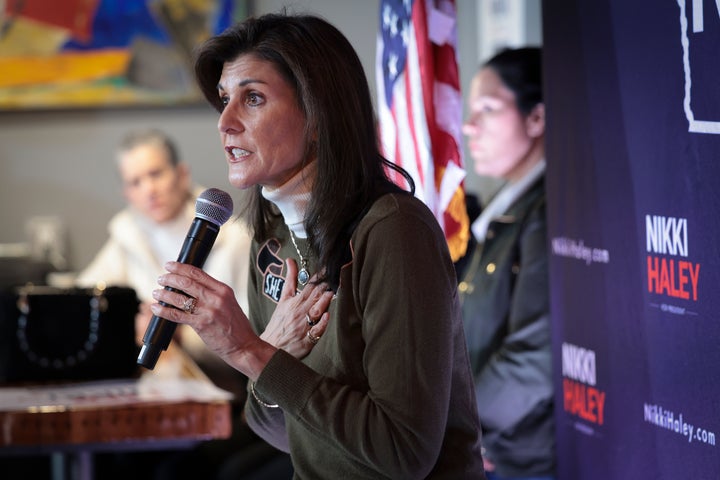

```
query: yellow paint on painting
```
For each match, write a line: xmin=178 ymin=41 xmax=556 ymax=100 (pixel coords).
xmin=0 ymin=17 xmax=70 ymax=56
xmin=0 ymin=81 xmax=199 ymax=110
xmin=0 ymin=49 xmax=131 ymax=88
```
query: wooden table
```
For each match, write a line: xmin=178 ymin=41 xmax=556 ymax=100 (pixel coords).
xmin=0 ymin=343 xmax=233 ymax=480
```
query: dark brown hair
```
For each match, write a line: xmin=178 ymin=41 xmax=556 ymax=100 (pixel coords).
xmin=483 ymin=47 xmax=543 ymax=116
xmin=194 ymin=12 xmax=412 ymax=289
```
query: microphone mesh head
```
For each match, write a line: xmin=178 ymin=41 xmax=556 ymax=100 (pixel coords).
xmin=195 ymin=188 xmax=234 ymax=226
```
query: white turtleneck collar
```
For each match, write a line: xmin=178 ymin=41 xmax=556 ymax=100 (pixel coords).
xmin=261 ymin=160 xmax=317 ymax=238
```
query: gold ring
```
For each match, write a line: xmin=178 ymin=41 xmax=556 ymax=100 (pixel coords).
xmin=182 ymin=297 xmax=197 ymax=314
xmin=305 ymin=313 xmax=319 ymax=326
xmin=306 ymin=330 xmax=321 ymax=345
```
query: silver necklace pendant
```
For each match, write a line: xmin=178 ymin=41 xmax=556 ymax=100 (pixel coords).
xmin=289 ymin=228 xmax=311 ymax=286
xmin=298 ymin=265 xmax=310 ymax=286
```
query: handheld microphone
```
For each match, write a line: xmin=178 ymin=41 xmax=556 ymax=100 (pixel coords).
xmin=137 ymin=188 xmax=234 ymax=370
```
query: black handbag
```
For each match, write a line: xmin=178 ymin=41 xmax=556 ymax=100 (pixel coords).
xmin=0 ymin=285 xmax=141 ymax=383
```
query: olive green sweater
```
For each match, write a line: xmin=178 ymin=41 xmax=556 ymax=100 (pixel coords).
xmin=245 ymin=193 xmax=485 ymax=479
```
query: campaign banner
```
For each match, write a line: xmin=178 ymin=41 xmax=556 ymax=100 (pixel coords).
xmin=544 ymin=1 xmax=720 ymax=478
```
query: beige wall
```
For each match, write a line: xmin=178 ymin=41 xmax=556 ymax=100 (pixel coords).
xmin=0 ymin=0 xmax=540 ymax=272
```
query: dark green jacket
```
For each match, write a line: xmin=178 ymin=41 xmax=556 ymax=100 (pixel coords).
xmin=459 ymin=177 xmax=555 ymax=477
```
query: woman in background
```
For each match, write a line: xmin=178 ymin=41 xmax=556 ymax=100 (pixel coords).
xmin=459 ymin=47 xmax=555 ymax=480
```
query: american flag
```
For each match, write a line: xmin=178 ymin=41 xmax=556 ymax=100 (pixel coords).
xmin=376 ymin=0 xmax=469 ymax=261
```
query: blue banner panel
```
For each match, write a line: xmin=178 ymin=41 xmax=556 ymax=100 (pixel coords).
xmin=544 ymin=1 xmax=720 ymax=478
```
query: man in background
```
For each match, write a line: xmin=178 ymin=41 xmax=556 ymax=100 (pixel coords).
xmin=76 ymin=128 xmax=250 ymax=384
xmin=76 ymin=129 xmax=291 ymax=479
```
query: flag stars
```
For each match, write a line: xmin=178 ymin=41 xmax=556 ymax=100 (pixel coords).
xmin=382 ymin=4 xmax=393 ymax=32
xmin=387 ymin=52 xmax=399 ymax=79
xmin=379 ymin=0 xmax=413 ymax=105
xmin=383 ymin=2 xmax=409 ymax=40
xmin=403 ymin=0 xmax=412 ymax=15
xmin=401 ymin=19 xmax=410 ymax=47
xmin=390 ymin=11 xmax=400 ymax=37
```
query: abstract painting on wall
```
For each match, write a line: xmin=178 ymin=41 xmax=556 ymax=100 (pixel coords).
xmin=0 ymin=0 xmax=245 ymax=111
